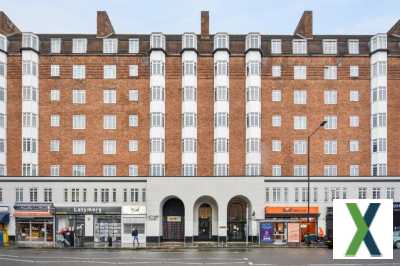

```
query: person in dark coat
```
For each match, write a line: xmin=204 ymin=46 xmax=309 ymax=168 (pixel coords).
xmin=131 ymin=228 xmax=139 ymax=246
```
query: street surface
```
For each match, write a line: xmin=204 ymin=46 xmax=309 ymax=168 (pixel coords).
xmin=0 ymin=248 xmax=399 ymax=266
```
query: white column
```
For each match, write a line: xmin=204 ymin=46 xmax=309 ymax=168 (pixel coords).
xmin=0 ymin=34 xmax=7 ymax=175
xmin=149 ymin=33 xmax=166 ymax=176
xmin=21 ymin=33 xmax=39 ymax=176
xmin=245 ymin=33 xmax=262 ymax=176
xmin=181 ymin=33 xmax=198 ymax=176
xmin=370 ymin=34 xmax=388 ymax=176
xmin=213 ymin=33 xmax=230 ymax=176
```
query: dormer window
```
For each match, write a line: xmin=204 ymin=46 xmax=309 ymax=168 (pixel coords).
xmin=323 ymin=39 xmax=337 ymax=55
xmin=182 ymin=33 xmax=197 ymax=50
xmin=50 ymin=38 xmax=61 ymax=53
xmin=246 ymin=33 xmax=261 ymax=50
xmin=348 ymin=39 xmax=359 ymax=54
xmin=72 ymin=38 xmax=87 ymax=53
xmin=103 ymin=38 xmax=118 ymax=54
xmin=150 ymin=33 xmax=166 ymax=50
xmin=214 ymin=33 xmax=229 ymax=50
xmin=0 ymin=34 xmax=7 ymax=52
xmin=370 ymin=34 xmax=387 ymax=52
xmin=22 ymin=33 xmax=39 ymax=51
xmin=292 ymin=39 xmax=307 ymax=54
xmin=271 ymin=39 xmax=282 ymax=54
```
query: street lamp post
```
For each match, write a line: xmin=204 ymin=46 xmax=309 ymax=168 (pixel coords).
xmin=306 ymin=120 xmax=327 ymax=245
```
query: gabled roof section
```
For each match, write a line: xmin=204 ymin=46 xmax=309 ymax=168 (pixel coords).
xmin=388 ymin=19 xmax=400 ymax=37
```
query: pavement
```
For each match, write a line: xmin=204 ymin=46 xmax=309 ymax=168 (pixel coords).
xmin=0 ymin=248 xmax=399 ymax=266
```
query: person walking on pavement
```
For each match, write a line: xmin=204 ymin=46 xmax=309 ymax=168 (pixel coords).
xmin=131 ymin=227 xmax=139 ymax=246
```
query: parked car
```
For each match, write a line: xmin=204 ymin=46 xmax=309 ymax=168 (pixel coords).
xmin=394 ymin=231 xmax=400 ymax=249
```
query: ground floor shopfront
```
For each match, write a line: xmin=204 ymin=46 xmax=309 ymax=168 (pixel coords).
xmin=0 ymin=176 xmax=398 ymax=247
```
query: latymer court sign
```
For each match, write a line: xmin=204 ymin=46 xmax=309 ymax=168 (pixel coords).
xmin=333 ymin=199 xmax=393 ymax=259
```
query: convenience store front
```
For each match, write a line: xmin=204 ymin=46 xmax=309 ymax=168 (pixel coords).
xmin=14 ymin=203 xmax=55 ymax=247
xmin=55 ymin=207 xmax=121 ymax=247
xmin=260 ymin=206 xmax=319 ymax=245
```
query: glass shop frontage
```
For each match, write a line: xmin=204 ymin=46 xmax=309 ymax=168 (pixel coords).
xmin=55 ymin=207 xmax=121 ymax=247
xmin=259 ymin=206 xmax=319 ymax=245
xmin=14 ymin=203 xmax=55 ymax=247
xmin=121 ymin=205 xmax=146 ymax=246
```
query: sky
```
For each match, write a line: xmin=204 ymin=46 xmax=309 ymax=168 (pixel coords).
xmin=1 ymin=0 xmax=400 ymax=35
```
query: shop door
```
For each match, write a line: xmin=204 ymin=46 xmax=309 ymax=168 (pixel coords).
xmin=198 ymin=204 xmax=212 ymax=241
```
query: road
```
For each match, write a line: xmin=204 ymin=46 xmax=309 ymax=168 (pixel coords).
xmin=0 ymin=248 xmax=399 ymax=266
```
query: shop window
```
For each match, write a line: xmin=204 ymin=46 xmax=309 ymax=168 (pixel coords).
xmin=16 ymin=218 xmax=54 ymax=242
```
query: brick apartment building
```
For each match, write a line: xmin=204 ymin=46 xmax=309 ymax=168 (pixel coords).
xmin=0 ymin=10 xmax=399 ymax=246
xmin=0 ymin=10 xmax=399 ymax=177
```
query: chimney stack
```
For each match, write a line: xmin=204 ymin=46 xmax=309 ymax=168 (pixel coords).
xmin=97 ymin=11 xmax=115 ymax=38
xmin=294 ymin=11 xmax=313 ymax=39
xmin=0 ymin=11 xmax=20 ymax=36
xmin=201 ymin=11 xmax=209 ymax=38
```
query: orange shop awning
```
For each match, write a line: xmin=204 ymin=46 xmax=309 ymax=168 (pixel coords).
xmin=265 ymin=206 xmax=319 ymax=215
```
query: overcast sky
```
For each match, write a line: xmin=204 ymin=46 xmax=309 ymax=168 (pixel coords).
xmin=2 ymin=0 xmax=399 ymax=35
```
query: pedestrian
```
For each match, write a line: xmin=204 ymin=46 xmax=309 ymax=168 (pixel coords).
xmin=131 ymin=227 xmax=139 ymax=246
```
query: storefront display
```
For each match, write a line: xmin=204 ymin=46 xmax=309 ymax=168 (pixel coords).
xmin=55 ymin=206 xmax=121 ymax=246
xmin=262 ymin=206 xmax=320 ymax=244
xmin=14 ymin=203 xmax=54 ymax=246
xmin=121 ymin=205 xmax=146 ymax=245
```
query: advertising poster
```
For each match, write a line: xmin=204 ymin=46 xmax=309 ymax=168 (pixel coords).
xmin=288 ymin=223 xmax=300 ymax=243
xmin=259 ymin=222 xmax=274 ymax=243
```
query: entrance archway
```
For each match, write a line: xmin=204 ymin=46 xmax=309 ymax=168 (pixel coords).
xmin=193 ymin=196 xmax=218 ymax=241
xmin=227 ymin=196 xmax=251 ymax=241
xmin=198 ymin=203 xmax=212 ymax=240
xmin=162 ymin=197 xmax=185 ymax=241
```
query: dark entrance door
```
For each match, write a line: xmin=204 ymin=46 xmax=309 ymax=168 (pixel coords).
xmin=198 ymin=203 xmax=211 ymax=241
xmin=162 ymin=198 xmax=185 ymax=241
xmin=227 ymin=198 xmax=247 ymax=241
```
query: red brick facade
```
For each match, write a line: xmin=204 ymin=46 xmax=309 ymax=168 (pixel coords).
xmin=2 ymin=11 xmax=400 ymax=177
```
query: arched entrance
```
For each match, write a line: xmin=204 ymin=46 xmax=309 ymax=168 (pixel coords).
xmin=198 ymin=203 xmax=212 ymax=240
xmin=193 ymin=196 xmax=218 ymax=241
xmin=162 ymin=197 xmax=185 ymax=241
xmin=227 ymin=196 xmax=251 ymax=241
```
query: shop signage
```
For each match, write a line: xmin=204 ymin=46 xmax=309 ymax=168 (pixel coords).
xmin=55 ymin=207 xmax=121 ymax=215
xmin=265 ymin=206 xmax=319 ymax=215
xmin=14 ymin=203 xmax=54 ymax=211
xmin=167 ymin=216 xmax=181 ymax=222
xmin=259 ymin=222 xmax=273 ymax=244
xmin=288 ymin=223 xmax=300 ymax=243
xmin=394 ymin=202 xmax=400 ymax=210
xmin=122 ymin=205 xmax=146 ymax=215
xmin=0 ymin=206 xmax=9 ymax=213
xmin=148 ymin=215 xmax=158 ymax=220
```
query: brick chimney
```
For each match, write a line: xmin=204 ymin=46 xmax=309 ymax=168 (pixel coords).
xmin=0 ymin=11 xmax=20 ymax=36
xmin=388 ymin=19 xmax=400 ymax=37
xmin=294 ymin=11 xmax=313 ymax=39
xmin=97 ymin=11 xmax=115 ymax=38
xmin=201 ymin=11 xmax=209 ymax=39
